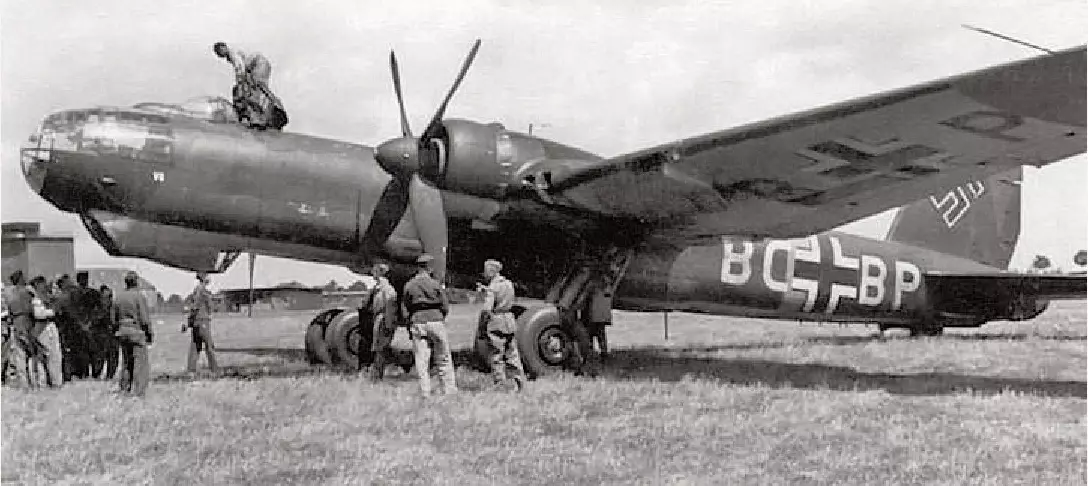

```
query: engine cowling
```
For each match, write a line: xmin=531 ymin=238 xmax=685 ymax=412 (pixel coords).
xmin=436 ymin=119 xmax=541 ymax=199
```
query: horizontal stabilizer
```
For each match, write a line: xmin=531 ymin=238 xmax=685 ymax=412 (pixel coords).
xmin=926 ymin=272 xmax=1086 ymax=320
xmin=926 ymin=272 xmax=1086 ymax=301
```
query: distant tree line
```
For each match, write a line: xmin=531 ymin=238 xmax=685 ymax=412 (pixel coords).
xmin=1027 ymin=250 xmax=1088 ymax=274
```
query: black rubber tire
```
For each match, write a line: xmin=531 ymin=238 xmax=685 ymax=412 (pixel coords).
xmin=515 ymin=305 xmax=575 ymax=378
xmin=325 ymin=310 xmax=367 ymax=369
xmin=909 ymin=325 xmax=945 ymax=337
xmin=304 ymin=309 xmax=342 ymax=365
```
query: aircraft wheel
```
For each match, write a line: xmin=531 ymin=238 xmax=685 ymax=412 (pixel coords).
xmin=516 ymin=305 xmax=576 ymax=378
xmin=304 ymin=309 xmax=343 ymax=365
xmin=909 ymin=325 xmax=944 ymax=337
xmin=325 ymin=310 xmax=369 ymax=369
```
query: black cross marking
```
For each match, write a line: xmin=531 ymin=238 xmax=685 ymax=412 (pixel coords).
xmin=792 ymin=138 xmax=952 ymax=206
xmin=801 ymin=139 xmax=944 ymax=180
xmin=791 ymin=235 xmax=861 ymax=313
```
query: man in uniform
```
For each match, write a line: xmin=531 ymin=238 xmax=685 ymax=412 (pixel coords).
xmin=48 ymin=273 xmax=76 ymax=380
xmin=72 ymin=272 xmax=106 ymax=378
xmin=114 ymin=271 xmax=153 ymax=397
xmin=97 ymin=285 xmax=120 ymax=380
xmin=363 ymin=262 xmax=400 ymax=381
xmin=29 ymin=276 xmax=64 ymax=388
xmin=479 ymin=259 xmax=527 ymax=391
xmin=3 ymin=271 xmax=35 ymax=388
xmin=213 ymin=42 xmax=288 ymax=130
xmin=401 ymin=254 xmax=456 ymax=396
xmin=184 ymin=272 xmax=218 ymax=374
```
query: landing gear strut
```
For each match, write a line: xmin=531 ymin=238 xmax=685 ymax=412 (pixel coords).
xmin=496 ymin=245 xmax=634 ymax=377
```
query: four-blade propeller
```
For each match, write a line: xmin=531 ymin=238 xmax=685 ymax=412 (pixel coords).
xmin=368 ymin=39 xmax=482 ymax=285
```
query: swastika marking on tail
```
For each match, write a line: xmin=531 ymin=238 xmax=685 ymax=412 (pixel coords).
xmin=929 ymin=181 xmax=985 ymax=228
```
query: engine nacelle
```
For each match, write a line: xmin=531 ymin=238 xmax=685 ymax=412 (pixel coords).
xmin=438 ymin=119 xmax=543 ymax=199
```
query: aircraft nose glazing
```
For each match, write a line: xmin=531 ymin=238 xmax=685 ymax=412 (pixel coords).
xmin=20 ymin=131 xmax=59 ymax=194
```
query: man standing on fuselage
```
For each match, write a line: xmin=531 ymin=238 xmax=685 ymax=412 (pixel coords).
xmin=213 ymin=42 xmax=288 ymax=130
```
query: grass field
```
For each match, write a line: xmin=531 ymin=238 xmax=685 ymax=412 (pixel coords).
xmin=2 ymin=300 xmax=1085 ymax=485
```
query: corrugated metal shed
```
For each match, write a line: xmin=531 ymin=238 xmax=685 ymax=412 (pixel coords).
xmin=2 ymin=222 xmax=75 ymax=283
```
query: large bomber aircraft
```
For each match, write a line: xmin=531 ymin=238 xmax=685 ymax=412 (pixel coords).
xmin=19 ymin=40 xmax=1086 ymax=376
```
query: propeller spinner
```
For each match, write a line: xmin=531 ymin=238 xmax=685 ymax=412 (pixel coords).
xmin=370 ymin=39 xmax=482 ymax=284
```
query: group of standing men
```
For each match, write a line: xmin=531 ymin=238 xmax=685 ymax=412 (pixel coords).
xmin=2 ymin=270 xmax=155 ymax=396
xmin=361 ymin=255 xmax=530 ymax=396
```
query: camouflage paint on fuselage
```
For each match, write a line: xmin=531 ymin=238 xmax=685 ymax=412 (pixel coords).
xmin=614 ymin=231 xmax=998 ymax=326
xmin=21 ymin=103 xmax=1020 ymax=330
xmin=23 ymin=106 xmax=423 ymax=260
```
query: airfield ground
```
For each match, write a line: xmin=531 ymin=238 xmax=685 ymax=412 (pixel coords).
xmin=2 ymin=301 xmax=1085 ymax=485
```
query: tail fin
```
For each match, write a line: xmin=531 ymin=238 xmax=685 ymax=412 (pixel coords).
xmin=886 ymin=167 xmax=1022 ymax=269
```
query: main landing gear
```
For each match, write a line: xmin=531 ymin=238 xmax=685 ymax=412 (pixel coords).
xmin=474 ymin=245 xmax=635 ymax=378
xmin=305 ymin=307 xmax=375 ymax=369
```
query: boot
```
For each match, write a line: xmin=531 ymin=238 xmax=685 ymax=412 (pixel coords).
xmin=369 ymin=352 xmax=387 ymax=381
xmin=491 ymin=370 xmax=509 ymax=391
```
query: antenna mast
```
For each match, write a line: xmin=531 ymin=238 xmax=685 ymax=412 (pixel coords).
xmin=962 ymin=24 xmax=1055 ymax=54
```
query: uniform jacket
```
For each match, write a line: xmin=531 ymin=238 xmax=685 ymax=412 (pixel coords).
xmin=483 ymin=275 xmax=517 ymax=334
xmin=402 ymin=272 xmax=448 ymax=324
xmin=368 ymin=277 xmax=399 ymax=327
xmin=73 ymin=285 xmax=102 ymax=331
xmin=6 ymin=286 xmax=34 ymax=335
xmin=186 ymin=284 xmax=214 ymax=324
xmin=28 ymin=287 xmax=57 ymax=337
xmin=113 ymin=288 xmax=152 ymax=338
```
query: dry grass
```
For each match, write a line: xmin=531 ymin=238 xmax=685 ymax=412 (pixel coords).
xmin=2 ymin=301 xmax=1085 ymax=485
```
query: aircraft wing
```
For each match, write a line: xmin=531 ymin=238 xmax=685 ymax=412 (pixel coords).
xmin=535 ymin=46 xmax=1085 ymax=242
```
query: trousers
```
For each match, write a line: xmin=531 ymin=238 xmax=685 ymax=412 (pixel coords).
xmin=60 ymin=325 xmax=91 ymax=380
xmin=90 ymin=329 xmax=120 ymax=379
xmin=187 ymin=321 xmax=218 ymax=372
xmin=487 ymin=329 xmax=526 ymax=386
xmin=367 ymin=314 xmax=397 ymax=378
xmin=33 ymin=323 xmax=64 ymax=388
xmin=409 ymin=320 xmax=456 ymax=396
xmin=117 ymin=327 xmax=149 ymax=396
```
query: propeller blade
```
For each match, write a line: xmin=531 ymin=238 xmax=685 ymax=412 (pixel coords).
xmin=360 ymin=176 xmax=412 ymax=254
xmin=389 ymin=51 xmax=413 ymax=138
xmin=420 ymin=39 xmax=481 ymax=142
xmin=407 ymin=174 xmax=449 ymax=285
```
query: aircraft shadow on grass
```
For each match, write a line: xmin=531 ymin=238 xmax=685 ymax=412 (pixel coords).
xmin=151 ymin=347 xmax=484 ymax=386
xmin=634 ymin=333 xmax=1086 ymax=353
xmin=602 ymin=347 xmax=1087 ymax=399
xmin=214 ymin=347 xmax=310 ymax=361
xmin=157 ymin=343 xmax=1085 ymax=399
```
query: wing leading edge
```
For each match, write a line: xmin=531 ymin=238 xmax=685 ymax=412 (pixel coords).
xmin=539 ymin=46 xmax=1086 ymax=243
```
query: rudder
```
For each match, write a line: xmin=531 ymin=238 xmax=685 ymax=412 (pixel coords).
xmin=885 ymin=167 xmax=1022 ymax=269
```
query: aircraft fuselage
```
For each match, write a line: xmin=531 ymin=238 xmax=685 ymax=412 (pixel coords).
xmin=21 ymin=106 xmax=1017 ymax=329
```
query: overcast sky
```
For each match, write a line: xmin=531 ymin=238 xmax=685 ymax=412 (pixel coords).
xmin=2 ymin=0 xmax=1085 ymax=296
